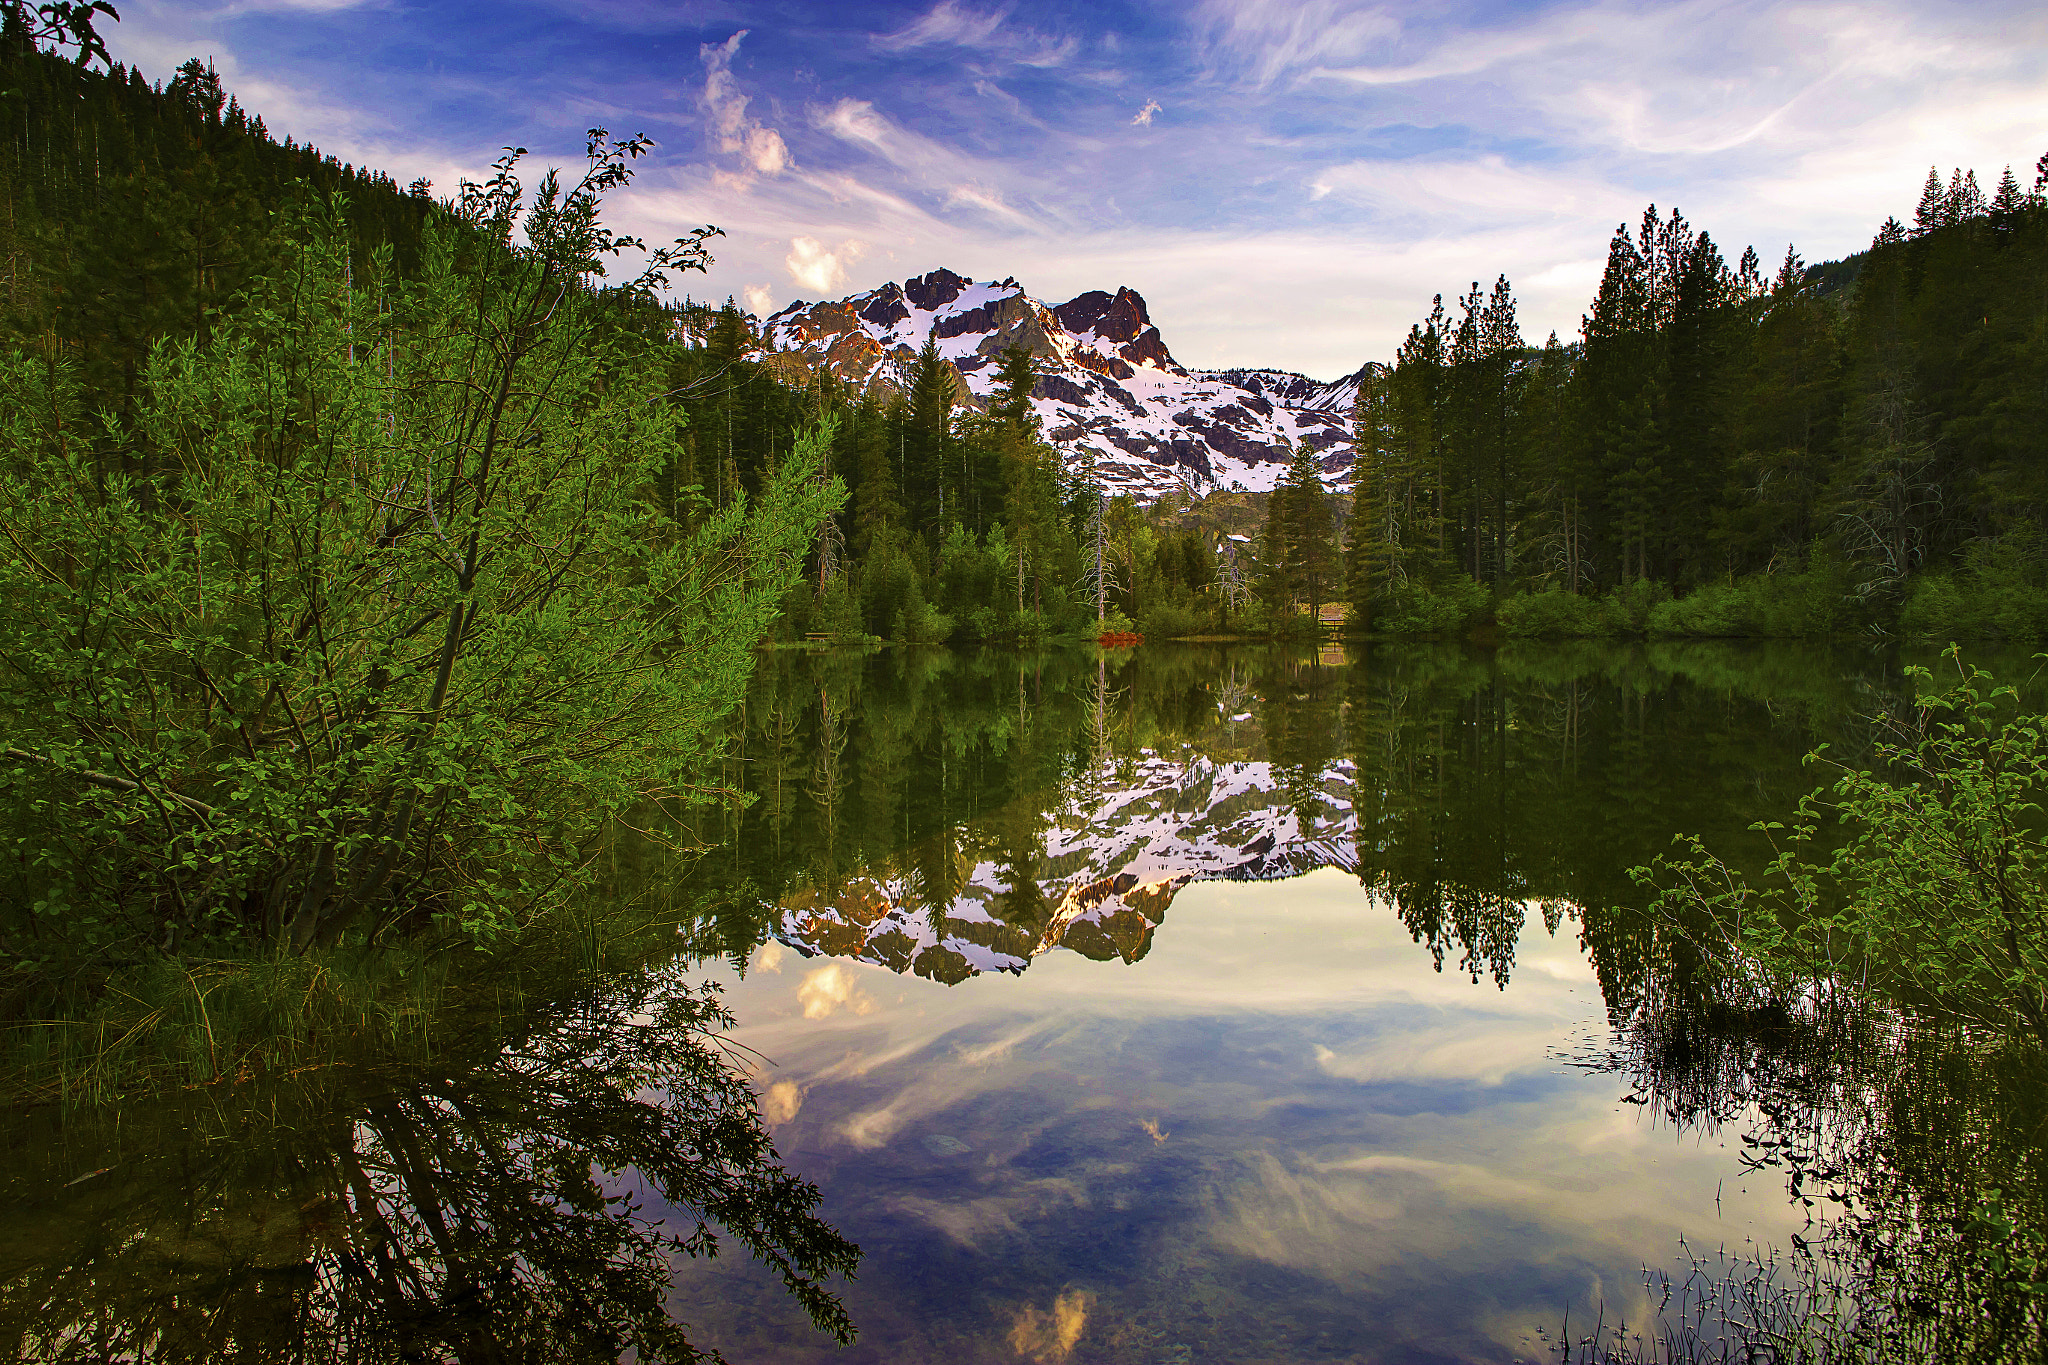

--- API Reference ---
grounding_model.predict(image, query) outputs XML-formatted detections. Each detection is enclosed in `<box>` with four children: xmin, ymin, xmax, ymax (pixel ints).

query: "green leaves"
<box><xmin>1646</xmin><ymin>649</ymin><xmax>2048</xmax><ymax>1045</ymax></box>
<box><xmin>1</xmin><ymin>180</ymin><xmax>840</xmax><ymax>970</ymax></box>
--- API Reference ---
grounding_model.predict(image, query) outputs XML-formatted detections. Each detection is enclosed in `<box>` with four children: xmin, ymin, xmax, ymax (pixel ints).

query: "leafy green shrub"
<box><xmin>0</xmin><ymin>147</ymin><xmax>839</xmax><ymax>968</ymax></box>
<box><xmin>896</xmin><ymin>591</ymin><xmax>955</xmax><ymax>644</ymax></box>
<box><xmin>1374</xmin><ymin>578</ymin><xmax>1491</xmax><ymax>636</ymax></box>
<box><xmin>1497</xmin><ymin>589</ymin><xmax>1617</xmax><ymax>638</ymax></box>
<box><xmin>1750</xmin><ymin>555</ymin><xmax>1855</xmax><ymax>635</ymax></box>
<box><xmin>1901</xmin><ymin>538</ymin><xmax>2048</xmax><ymax>641</ymax></box>
<box><xmin>1645</xmin><ymin>652</ymin><xmax>2048</xmax><ymax>1046</ymax></box>
<box><xmin>814</xmin><ymin>576</ymin><xmax>865</xmax><ymax>638</ymax></box>
<box><xmin>1607</xmin><ymin>578</ymin><xmax>1673</xmax><ymax>633</ymax></box>
<box><xmin>1139</xmin><ymin>599</ymin><xmax>1210</xmax><ymax>639</ymax></box>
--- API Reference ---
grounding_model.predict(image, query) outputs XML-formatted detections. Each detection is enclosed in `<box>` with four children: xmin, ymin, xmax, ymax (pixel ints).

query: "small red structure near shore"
<box><xmin>1097</xmin><ymin>631</ymin><xmax>1145</xmax><ymax>648</ymax></box>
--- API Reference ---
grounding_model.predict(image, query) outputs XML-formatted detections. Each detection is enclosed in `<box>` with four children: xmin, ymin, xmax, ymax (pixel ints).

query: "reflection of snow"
<box><xmin>775</xmin><ymin>753</ymin><xmax>1359</xmax><ymax>981</ymax></box>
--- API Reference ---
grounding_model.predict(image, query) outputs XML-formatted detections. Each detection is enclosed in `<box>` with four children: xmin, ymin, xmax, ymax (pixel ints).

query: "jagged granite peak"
<box><xmin>1052</xmin><ymin>287</ymin><xmax>1181</xmax><ymax>376</ymax></box>
<box><xmin>902</xmin><ymin>267</ymin><xmax>972</xmax><ymax>312</ymax></box>
<box><xmin>753</xmin><ymin>270</ymin><xmax>1365</xmax><ymax>501</ymax></box>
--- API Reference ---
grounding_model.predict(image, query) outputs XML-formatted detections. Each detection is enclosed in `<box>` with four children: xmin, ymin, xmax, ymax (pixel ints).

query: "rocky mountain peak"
<box><xmin>903</xmin><ymin>267</ymin><xmax>973</xmax><ymax>313</ymax></box>
<box><xmin>750</xmin><ymin>269</ymin><xmax>1362</xmax><ymax>501</ymax></box>
<box><xmin>1052</xmin><ymin>286</ymin><xmax>1178</xmax><ymax>374</ymax></box>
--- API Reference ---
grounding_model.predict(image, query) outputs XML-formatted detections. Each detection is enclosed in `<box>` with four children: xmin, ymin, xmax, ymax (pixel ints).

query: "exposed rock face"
<box><xmin>902</xmin><ymin>267</ymin><xmax>971</xmax><ymax>312</ymax></box>
<box><xmin>756</xmin><ymin>269</ymin><xmax>1370</xmax><ymax>501</ymax></box>
<box><xmin>1053</xmin><ymin>287</ymin><xmax>1181</xmax><ymax>375</ymax></box>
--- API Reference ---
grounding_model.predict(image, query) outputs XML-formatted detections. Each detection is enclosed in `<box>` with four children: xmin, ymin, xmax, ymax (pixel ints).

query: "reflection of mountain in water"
<box><xmin>778</xmin><ymin>752</ymin><xmax>1355</xmax><ymax>982</ymax></box>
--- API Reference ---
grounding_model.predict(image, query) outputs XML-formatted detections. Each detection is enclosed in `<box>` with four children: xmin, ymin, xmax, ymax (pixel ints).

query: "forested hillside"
<box><xmin>1337</xmin><ymin>174</ymin><xmax>2048</xmax><ymax>639</ymax></box>
<box><xmin>0</xmin><ymin>23</ymin><xmax>434</xmax><ymax>426</ymax></box>
<box><xmin>674</xmin><ymin>165</ymin><xmax>2048</xmax><ymax>645</ymax></box>
<box><xmin>7</xmin><ymin>21</ymin><xmax>2045</xmax><ymax>645</ymax></box>
<box><xmin>1</xmin><ymin>27</ymin><xmax>835</xmax><ymax>993</ymax></box>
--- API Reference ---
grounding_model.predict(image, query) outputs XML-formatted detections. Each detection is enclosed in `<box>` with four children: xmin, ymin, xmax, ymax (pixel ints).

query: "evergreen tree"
<box><xmin>991</xmin><ymin>344</ymin><xmax>1037</xmax><ymax>432</ymax></box>
<box><xmin>1945</xmin><ymin>167</ymin><xmax>1986</xmax><ymax>223</ymax></box>
<box><xmin>1993</xmin><ymin>166</ymin><xmax>2025</xmax><ymax>215</ymax></box>
<box><xmin>1914</xmin><ymin>167</ymin><xmax>1945</xmax><ymax>236</ymax></box>
<box><xmin>1664</xmin><ymin>231</ymin><xmax>1737</xmax><ymax>583</ymax></box>
<box><xmin>1345</xmin><ymin>365</ymin><xmax>1398</xmax><ymax>626</ymax></box>
<box><xmin>905</xmin><ymin>334</ymin><xmax>956</xmax><ymax>533</ymax></box>
<box><xmin>1575</xmin><ymin>220</ymin><xmax>1662</xmax><ymax>584</ymax></box>
<box><xmin>1517</xmin><ymin>332</ymin><xmax>1585</xmax><ymax>590</ymax></box>
<box><xmin>1264</xmin><ymin>444</ymin><xmax>1335</xmax><ymax>619</ymax></box>
<box><xmin>852</xmin><ymin>394</ymin><xmax>901</xmax><ymax>556</ymax></box>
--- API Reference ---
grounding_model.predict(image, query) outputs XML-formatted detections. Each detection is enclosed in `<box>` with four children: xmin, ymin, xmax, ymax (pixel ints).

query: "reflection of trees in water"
<box><xmin>665</xmin><ymin>642</ymin><xmax>2048</xmax><ymax>1355</ymax></box>
<box><xmin>0</xmin><ymin>975</ymin><xmax>858</xmax><ymax>1362</ymax></box>
<box><xmin>694</xmin><ymin>641</ymin><xmax>1948</xmax><ymax>1004</ymax></box>
<box><xmin>1573</xmin><ymin>956</ymin><xmax>2048</xmax><ymax>1361</ymax></box>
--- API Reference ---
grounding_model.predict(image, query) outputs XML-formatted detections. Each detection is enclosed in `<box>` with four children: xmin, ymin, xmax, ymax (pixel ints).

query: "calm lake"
<box><xmin>9</xmin><ymin>641</ymin><xmax>2042</xmax><ymax>1361</ymax></box>
<box><xmin>650</xmin><ymin>640</ymin><xmax>1969</xmax><ymax>1363</ymax></box>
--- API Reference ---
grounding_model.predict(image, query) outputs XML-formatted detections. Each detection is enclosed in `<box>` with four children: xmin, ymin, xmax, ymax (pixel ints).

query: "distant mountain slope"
<box><xmin>760</xmin><ymin>268</ymin><xmax>1368</xmax><ymax>502</ymax></box>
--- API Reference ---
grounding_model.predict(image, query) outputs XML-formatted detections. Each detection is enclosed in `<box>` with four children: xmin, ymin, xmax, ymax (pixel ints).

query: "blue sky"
<box><xmin>110</xmin><ymin>0</ymin><xmax>2048</xmax><ymax>378</ymax></box>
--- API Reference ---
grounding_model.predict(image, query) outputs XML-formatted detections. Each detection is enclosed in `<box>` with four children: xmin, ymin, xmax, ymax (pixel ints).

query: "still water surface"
<box><xmin>654</xmin><ymin>641</ymin><xmax>1913</xmax><ymax>1363</ymax></box>
<box><xmin>12</xmin><ymin>640</ymin><xmax>2021</xmax><ymax>1361</ymax></box>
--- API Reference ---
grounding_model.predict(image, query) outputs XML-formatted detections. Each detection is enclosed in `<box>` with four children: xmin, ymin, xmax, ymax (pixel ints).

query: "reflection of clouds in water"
<box><xmin>796</xmin><ymin>963</ymin><xmax>876</xmax><ymax>1019</ymax></box>
<box><xmin>1007</xmin><ymin>1287</ymin><xmax>1094</xmax><ymax>1362</ymax></box>
<box><xmin>1210</xmin><ymin>1151</ymin><xmax>1411</xmax><ymax>1274</ymax></box>
<box><xmin>759</xmin><ymin>1079</ymin><xmax>805</xmax><ymax>1125</ymax></box>
<box><xmin>891</xmin><ymin>1177</ymin><xmax>1089</xmax><ymax>1250</ymax></box>
<box><xmin>838</xmin><ymin>1096</ymin><xmax>911</xmax><ymax>1149</ymax></box>
<box><xmin>1311</xmin><ymin>1023</ymin><xmax>1555</xmax><ymax>1085</ymax></box>
<box><xmin>685</xmin><ymin>870</ymin><xmax>1795</xmax><ymax>1358</ymax></box>
<box><xmin>753</xmin><ymin>940</ymin><xmax>787</xmax><ymax>974</ymax></box>
<box><xmin>952</xmin><ymin>1022</ymin><xmax>1049</xmax><ymax>1066</ymax></box>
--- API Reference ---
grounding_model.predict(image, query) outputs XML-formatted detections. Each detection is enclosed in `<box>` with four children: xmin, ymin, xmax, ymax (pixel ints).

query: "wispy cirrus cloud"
<box><xmin>94</xmin><ymin>0</ymin><xmax>2048</xmax><ymax>376</ymax></box>
<box><xmin>873</xmin><ymin>0</ymin><xmax>1077</xmax><ymax>68</ymax></box>
<box><xmin>1191</xmin><ymin>0</ymin><xmax>1400</xmax><ymax>90</ymax></box>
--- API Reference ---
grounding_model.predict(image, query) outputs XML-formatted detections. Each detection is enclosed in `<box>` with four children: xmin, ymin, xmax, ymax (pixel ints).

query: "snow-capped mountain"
<box><xmin>758</xmin><ymin>268</ymin><xmax>1367</xmax><ymax>502</ymax></box>
<box><xmin>774</xmin><ymin>745</ymin><xmax>1356</xmax><ymax>984</ymax></box>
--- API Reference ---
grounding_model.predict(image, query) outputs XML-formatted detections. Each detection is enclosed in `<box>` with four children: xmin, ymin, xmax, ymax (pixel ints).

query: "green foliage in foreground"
<box><xmin>1645</xmin><ymin>650</ymin><xmax>2048</xmax><ymax>1046</ymax></box>
<box><xmin>0</xmin><ymin>142</ymin><xmax>841</xmax><ymax>983</ymax></box>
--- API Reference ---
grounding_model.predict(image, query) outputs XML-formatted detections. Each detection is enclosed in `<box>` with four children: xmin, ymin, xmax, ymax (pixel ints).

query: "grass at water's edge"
<box><xmin>1</xmin><ymin>893</ymin><xmax>703</xmax><ymax>1107</ymax></box>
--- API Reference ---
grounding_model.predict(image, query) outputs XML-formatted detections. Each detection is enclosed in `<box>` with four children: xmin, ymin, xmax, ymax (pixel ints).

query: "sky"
<box><xmin>106</xmin><ymin>0</ymin><xmax>2048</xmax><ymax>379</ymax></box>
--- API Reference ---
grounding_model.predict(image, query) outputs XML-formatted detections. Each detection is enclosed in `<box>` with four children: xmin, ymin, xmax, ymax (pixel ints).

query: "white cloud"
<box><xmin>1306</xmin><ymin>154</ymin><xmax>1636</xmax><ymax>225</ymax></box>
<box><xmin>699</xmin><ymin>30</ymin><xmax>793</xmax><ymax>178</ymax></box>
<box><xmin>942</xmin><ymin>181</ymin><xmax>1034</xmax><ymax>228</ymax></box>
<box><xmin>742</xmin><ymin>281</ymin><xmax>777</xmax><ymax>316</ymax></box>
<box><xmin>873</xmin><ymin>0</ymin><xmax>1007</xmax><ymax>53</ymax></box>
<box><xmin>795</xmin><ymin>962</ymin><xmax>877</xmax><ymax>1019</ymax></box>
<box><xmin>972</xmin><ymin>78</ymin><xmax>1030</xmax><ymax>120</ymax></box>
<box><xmin>784</xmin><ymin>236</ymin><xmax>865</xmax><ymax>294</ymax></box>
<box><xmin>1131</xmin><ymin>98</ymin><xmax>1162</xmax><ymax>127</ymax></box>
<box><xmin>1193</xmin><ymin>0</ymin><xmax>1402</xmax><ymax>90</ymax></box>
<box><xmin>182</xmin><ymin>0</ymin><xmax>2037</xmax><ymax>381</ymax></box>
